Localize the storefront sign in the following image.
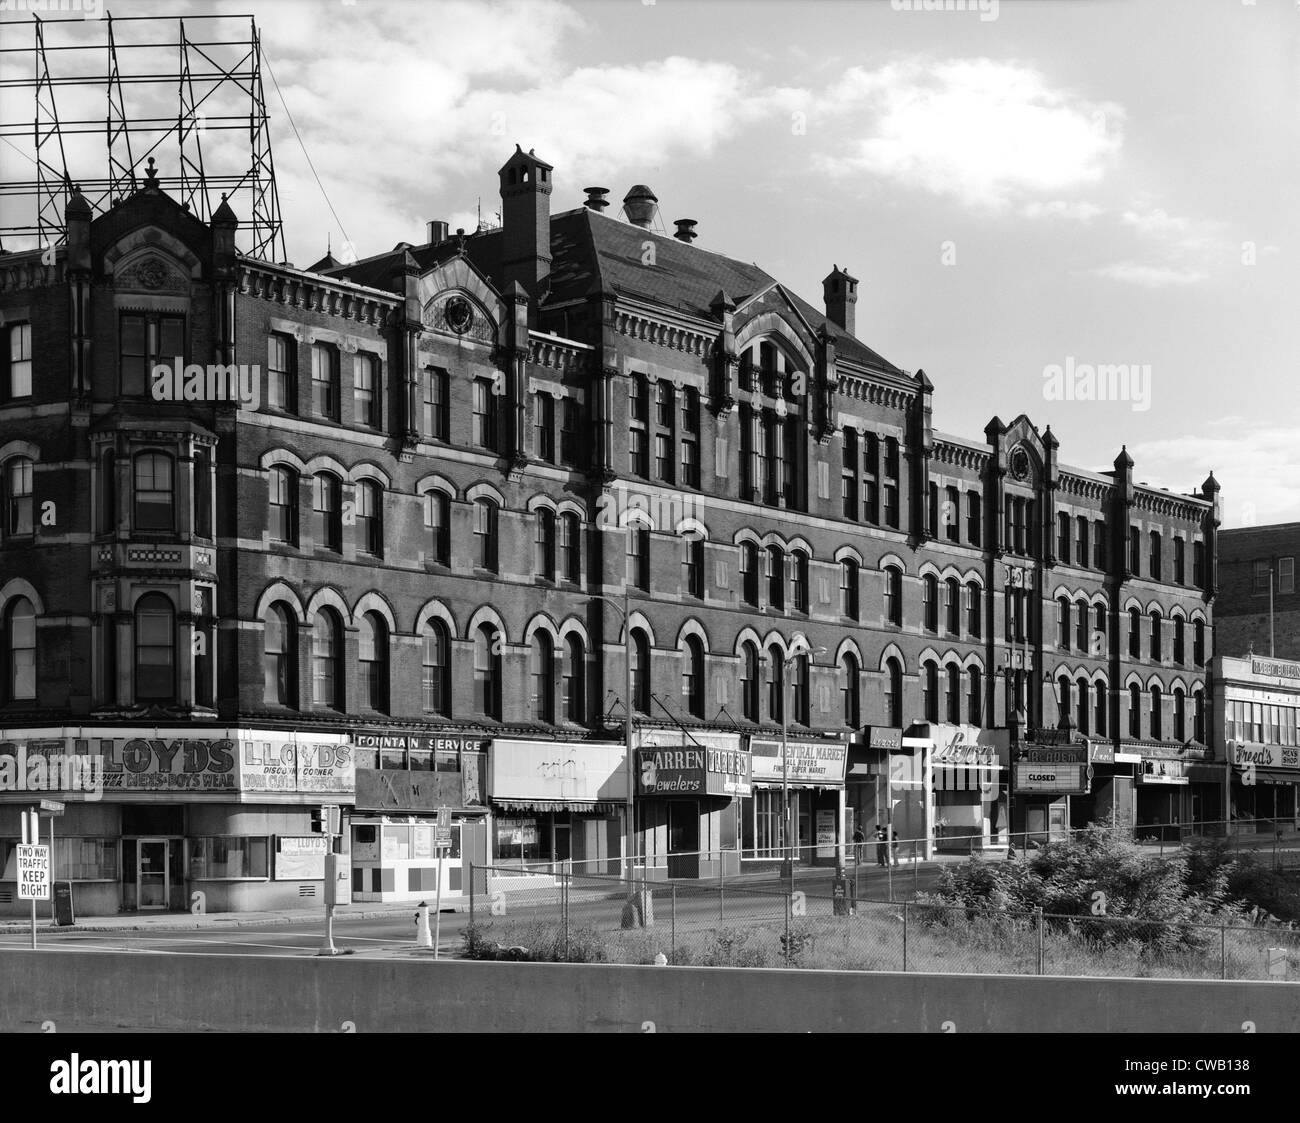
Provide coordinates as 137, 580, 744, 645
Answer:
1230, 743, 1300, 770
748, 738, 848, 785
636, 733, 751, 797
867, 727, 903, 752
1014, 762, 1088, 793
1088, 740, 1115, 765
816, 809, 837, 858
352, 731, 487, 755
275, 836, 327, 881
929, 725, 1010, 768
237, 734, 354, 795
1019, 744, 1088, 764
489, 739, 627, 804
355, 769, 465, 811
1138, 759, 1189, 785
1251, 657, 1300, 681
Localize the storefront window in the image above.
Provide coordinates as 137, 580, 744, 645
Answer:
2, 837, 119, 881
188, 836, 270, 879
741, 790, 793, 859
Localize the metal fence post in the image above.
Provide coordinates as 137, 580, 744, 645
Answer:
913, 849, 918, 897
720, 877, 725, 922
1221, 925, 1227, 980
562, 872, 570, 961
1035, 907, 1044, 976
671, 884, 677, 961
468, 859, 475, 928
902, 903, 909, 972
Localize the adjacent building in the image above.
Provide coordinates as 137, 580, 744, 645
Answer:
0, 144, 1221, 914
1214, 524, 1300, 662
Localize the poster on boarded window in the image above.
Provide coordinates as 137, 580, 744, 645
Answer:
275, 836, 328, 880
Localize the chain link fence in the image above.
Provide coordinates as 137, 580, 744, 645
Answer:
462, 862, 1300, 980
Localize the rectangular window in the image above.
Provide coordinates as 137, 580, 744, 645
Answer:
188, 836, 270, 879
884, 484, 898, 529
561, 398, 579, 465
1254, 560, 1272, 595
655, 433, 674, 484
120, 314, 148, 396
423, 368, 449, 441
311, 344, 338, 420
6, 322, 32, 400
6, 457, 33, 536
681, 389, 699, 488
683, 538, 704, 599
313, 475, 341, 552
1129, 526, 1141, 575
535, 392, 555, 463
193, 448, 212, 539
1076, 517, 1089, 568
1193, 540, 1205, 588
945, 486, 959, 542
1094, 520, 1107, 569
268, 334, 295, 412
1173, 537, 1186, 584
354, 354, 379, 428
1281, 557, 1295, 595
629, 428, 647, 477
473, 378, 498, 451
475, 502, 498, 572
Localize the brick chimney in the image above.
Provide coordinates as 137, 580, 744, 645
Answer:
822, 264, 858, 337
498, 144, 553, 301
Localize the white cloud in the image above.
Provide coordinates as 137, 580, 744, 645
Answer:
1131, 424, 1300, 528
1093, 262, 1209, 287
814, 58, 1124, 208
1023, 200, 1104, 222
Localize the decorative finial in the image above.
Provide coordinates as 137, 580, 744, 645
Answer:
144, 157, 160, 189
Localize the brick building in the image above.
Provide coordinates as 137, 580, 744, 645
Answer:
1214, 524, 1300, 661
0, 144, 1222, 914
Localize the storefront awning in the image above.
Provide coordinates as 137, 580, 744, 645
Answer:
1236, 769, 1299, 786
493, 800, 622, 814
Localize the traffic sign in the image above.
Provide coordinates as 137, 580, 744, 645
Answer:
433, 827, 453, 849
436, 806, 450, 829
38, 799, 65, 815
16, 845, 49, 900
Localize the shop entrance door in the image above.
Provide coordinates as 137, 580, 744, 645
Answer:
667, 801, 699, 879
137, 839, 169, 910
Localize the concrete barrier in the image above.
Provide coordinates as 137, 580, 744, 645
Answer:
1, 952, 1297, 1033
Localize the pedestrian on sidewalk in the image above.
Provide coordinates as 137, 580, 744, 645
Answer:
875, 825, 888, 867
890, 826, 900, 867
852, 826, 865, 865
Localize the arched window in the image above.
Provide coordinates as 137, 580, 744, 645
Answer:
767, 546, 785, 610
967, 666, 982, 726
1128, 683, 1141, 738
133, 452, 174, 531
263, 604, 296, 706
884, 565, 903, 626
563, 635, 585, 723
946, 664, 961, 723
1128, 608, 1142, 658
560, 512, 582, 583
134, 593, 175, 702
313, 473, 342, 552
1149, 611, 1162, 661
791, 652, 809, 725
5, 456, 34, 537
922, 661, 938, 723
424, 490, 450, 566
631, 628, 651, 715
1094, 681, 1108, 737
475, 498, 499, 572
741, 642, 760, 722
474, 624, 502, 719
946, 578, 960, 635
358, 612, 389, 713
1150, 684, 1162, 740
766, 644, 784, 723
1076, 676, 1089, 734
1057, 675, 1072, 729
269, 466, 298, 546
887, 658, 904, 727
312, 609, 343, 710
1075, 598, 1088, 650
683, 635, 705, 719
1193, 619, 1205, 666
5, 596, 36, 702
531, 632, 555, 723
966, 582, 982, 638
534, 508, 556, 580
791, 550, 809, 613
422, 620, 450, 716
741, 541, 759, 607
356, 480, 383, 557
840, 559, 859, 620
923, 574, 938, 632
1057, 596, 1070, 649
1174, 687, 1186, 742
841, 652, 860, 728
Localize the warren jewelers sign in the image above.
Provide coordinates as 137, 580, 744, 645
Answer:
637, 745, 752, 797
748, 737, 847, 784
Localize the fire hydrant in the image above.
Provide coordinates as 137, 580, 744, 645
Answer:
415, 901, 432, 949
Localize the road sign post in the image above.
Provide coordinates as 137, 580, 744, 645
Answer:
16, 843, 50, 950
433, 808, 451, 959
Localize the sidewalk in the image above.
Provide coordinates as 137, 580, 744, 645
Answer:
0, 896, 465, 936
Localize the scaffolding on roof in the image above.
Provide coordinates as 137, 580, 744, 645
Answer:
0, 10, 285, 262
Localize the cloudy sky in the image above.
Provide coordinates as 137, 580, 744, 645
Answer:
4, 0, 1296, 527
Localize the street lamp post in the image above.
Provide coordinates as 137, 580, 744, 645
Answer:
779, 634, 824, 929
